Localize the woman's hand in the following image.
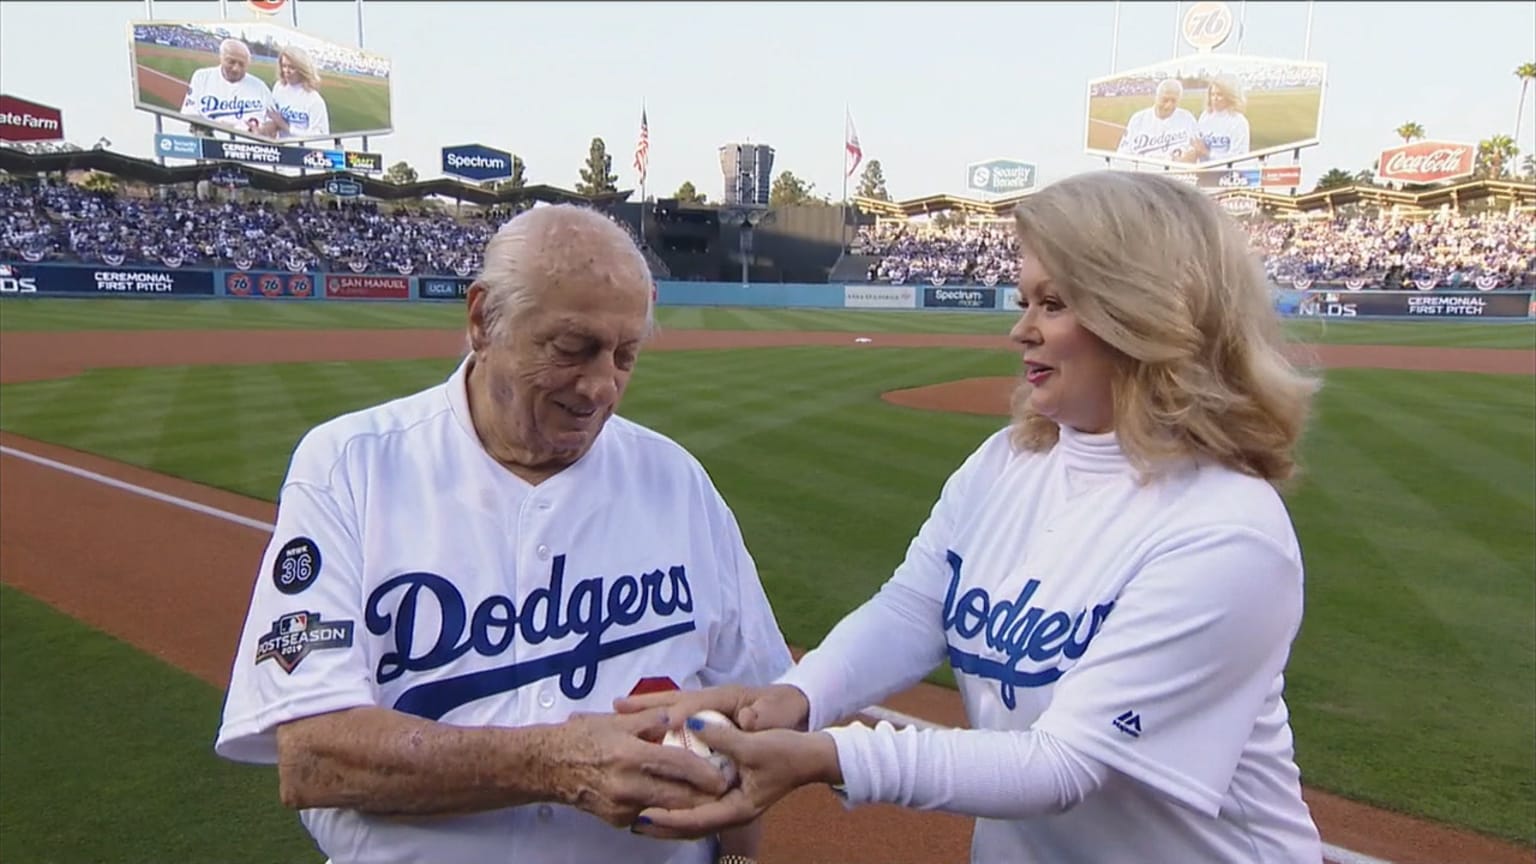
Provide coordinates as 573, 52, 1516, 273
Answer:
630, 719, 842, 841
613, 684, 812, 733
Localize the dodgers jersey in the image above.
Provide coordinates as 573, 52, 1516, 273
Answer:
1198, 110, 1252, 163
215, 356, 793, 864
788, 426, 1322, 863
181, 67, 275, 133
1116, 106, 1200, 161
271, 82, 331, 138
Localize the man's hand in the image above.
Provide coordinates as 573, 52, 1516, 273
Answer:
552, 709, 734, 828
631, 720, 841, 841
613, 684, 811, 733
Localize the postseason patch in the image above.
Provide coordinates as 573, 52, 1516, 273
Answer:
272, 537, 322, 595
256, 611, 354, 674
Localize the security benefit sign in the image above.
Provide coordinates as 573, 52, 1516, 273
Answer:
441, 144, 514, 183
923, 287, 997, 309
965, 159, 1037, 196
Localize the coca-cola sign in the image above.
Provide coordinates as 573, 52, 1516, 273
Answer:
1376, 140, 1476, 185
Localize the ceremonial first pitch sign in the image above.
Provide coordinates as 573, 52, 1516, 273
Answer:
965, 158, 1038, 196
0, 94, 64, 142
441, 144, 514, 182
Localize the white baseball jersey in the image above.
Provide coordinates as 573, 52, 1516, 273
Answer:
785, 425, 1323, 863
1116, 106, 1200, 161
1198, 110, 1252, 163
271, 82, 331, 139
215, 356, 794, 864
180, 67, 275, 133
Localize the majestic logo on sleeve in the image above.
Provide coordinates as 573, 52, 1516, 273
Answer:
942, 551, 1115, 710
365, 554, 695, 720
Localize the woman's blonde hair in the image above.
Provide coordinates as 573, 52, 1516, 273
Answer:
279, 45, 322, 90
1009, 170, 1318, 487
1206, 73, 1247, 113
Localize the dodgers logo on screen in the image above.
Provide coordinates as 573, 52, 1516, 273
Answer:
364, 554, 696, 720
942, 551, 1115, 710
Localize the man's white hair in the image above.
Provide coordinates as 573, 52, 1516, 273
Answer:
1156, 78, 1183, 97
219, 38, 251, 60
475, 204, 654, 345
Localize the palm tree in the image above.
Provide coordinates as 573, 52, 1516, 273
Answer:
1514, 62, 1536, 142
1476, 134, 1520, 179
1314, 168, 1355, 191
1395, 122, 1425, 143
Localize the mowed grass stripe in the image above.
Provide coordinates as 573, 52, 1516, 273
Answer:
0, 586, 321, 863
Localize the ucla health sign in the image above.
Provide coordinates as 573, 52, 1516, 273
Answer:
965, 158, 1037, 195
441, 144, 513, 182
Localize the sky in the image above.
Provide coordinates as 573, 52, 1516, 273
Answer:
2, 0, 1533, 202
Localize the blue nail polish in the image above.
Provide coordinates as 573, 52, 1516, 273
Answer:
686, 716, 705, 732
635, 816, 652, 825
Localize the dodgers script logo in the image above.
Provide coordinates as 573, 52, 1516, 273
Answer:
1130, 131, 1192, 157
942, 551, 1115, 709
365, 554, 695, 720
199, 96, 267, 121
280, 107, 311, 127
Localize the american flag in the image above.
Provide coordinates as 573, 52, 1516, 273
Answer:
845, 109, 863, 178
633, 108, 649, 185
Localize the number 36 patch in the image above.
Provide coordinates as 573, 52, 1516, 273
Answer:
273, 537, 322, 595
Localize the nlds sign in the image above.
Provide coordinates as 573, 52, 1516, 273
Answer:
0, 264, 38, 294
441, 144, 514, 182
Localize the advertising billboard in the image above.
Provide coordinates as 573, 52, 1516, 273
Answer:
965, 159, 1038, 196
923, 287, 996, 309
1085, 55, 1326, 168
0, 94, 64, 142
441, 144, 514, 183
1375, 140, 1476, 185
324, 274, 409, 300
0, 263, 214, 296
1296, 290, 1531, 320
1167, 165, 1303, 191
128, 20, 392, 144
419, 277, 474, 300
155, 132, 345, 169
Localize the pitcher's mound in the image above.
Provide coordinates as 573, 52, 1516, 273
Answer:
882, 376, 1015, 416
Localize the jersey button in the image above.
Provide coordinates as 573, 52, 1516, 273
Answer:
536, 500, 551, 511
538, 691, 555, 708
537, 804, 553, 821
536, 544, 551, 560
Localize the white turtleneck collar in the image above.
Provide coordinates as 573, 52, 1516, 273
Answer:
1054, 423, 1132, 478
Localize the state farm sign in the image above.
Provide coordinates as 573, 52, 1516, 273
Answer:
1376, 140, 1475, 185
0, 94, 64, 142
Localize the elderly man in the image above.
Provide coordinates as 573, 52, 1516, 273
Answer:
215, 204, 791, 864
1114, 77, 1200, 163
180, 37, 275, 135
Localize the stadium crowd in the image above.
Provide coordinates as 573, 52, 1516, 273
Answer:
0, 182, 648, 277
857, 210, 1536, 289
3, 180, 1532, 288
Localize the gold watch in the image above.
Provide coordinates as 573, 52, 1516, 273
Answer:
716, 856, 757, 864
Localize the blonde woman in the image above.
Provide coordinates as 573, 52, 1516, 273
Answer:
261, 44, 330, 140
622, 171, 1325, 863
1193, 73, 1252, 164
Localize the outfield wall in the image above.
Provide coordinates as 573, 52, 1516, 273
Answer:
2, 262, 1533, 320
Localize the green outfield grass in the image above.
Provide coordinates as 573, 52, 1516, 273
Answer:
1, 339, 1533, 845
2, 298, 1533, 349
134, 44, 391, 137
1087, 87, 1322, 155
0, 586, 320, 862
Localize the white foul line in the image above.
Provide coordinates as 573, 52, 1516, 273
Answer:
1, 445, 275, 532
0, 442, 1398, 864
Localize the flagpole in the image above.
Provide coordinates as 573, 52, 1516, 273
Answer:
841, 106, 850, 251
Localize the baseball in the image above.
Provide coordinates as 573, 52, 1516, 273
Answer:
663, 710, 740, 788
